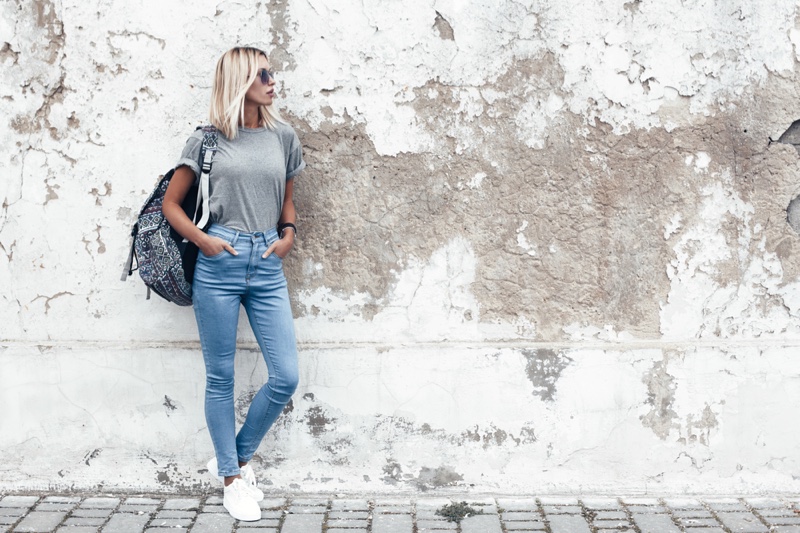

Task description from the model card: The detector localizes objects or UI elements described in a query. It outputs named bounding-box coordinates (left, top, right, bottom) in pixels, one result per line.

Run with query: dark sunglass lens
left=259, top=69, right=268, bottom=84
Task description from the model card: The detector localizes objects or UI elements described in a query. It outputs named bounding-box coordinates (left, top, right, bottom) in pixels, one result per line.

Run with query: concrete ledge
left=2, top=342, right=799, bottom=494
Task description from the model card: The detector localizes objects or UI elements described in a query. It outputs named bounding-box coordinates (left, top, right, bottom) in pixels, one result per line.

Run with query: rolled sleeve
left=286, top=131, right=305, bottom=180
left=175, top=134, right=203, bottom=181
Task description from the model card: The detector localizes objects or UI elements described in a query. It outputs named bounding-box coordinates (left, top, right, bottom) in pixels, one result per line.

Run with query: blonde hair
left=209, top=47, right=285, bottom=139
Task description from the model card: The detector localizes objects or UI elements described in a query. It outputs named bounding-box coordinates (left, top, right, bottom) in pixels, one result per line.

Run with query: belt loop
left=263, top=233, right=269, bottom=247
left=231, top=231, right=240, bottom=247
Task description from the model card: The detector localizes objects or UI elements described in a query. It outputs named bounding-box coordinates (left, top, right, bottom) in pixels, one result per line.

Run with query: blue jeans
left=192, top=223, right=299, bottom=478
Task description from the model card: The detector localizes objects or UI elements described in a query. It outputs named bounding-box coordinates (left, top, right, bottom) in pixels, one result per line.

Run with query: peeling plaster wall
left=3, top=0, right=800, bottom=494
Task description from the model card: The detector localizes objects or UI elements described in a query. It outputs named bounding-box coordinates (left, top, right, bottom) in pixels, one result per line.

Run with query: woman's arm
left=263, top=179, right=296, bottom=259
left=163, top=166, right=236, bottom=256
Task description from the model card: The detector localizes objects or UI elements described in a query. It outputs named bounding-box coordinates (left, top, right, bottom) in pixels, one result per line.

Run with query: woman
left=163, top=46, right=304, bottom=521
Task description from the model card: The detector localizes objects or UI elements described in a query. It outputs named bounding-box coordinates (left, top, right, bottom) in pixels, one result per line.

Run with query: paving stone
left=373, top=506, right=409, bottom=514
left=663, top=498, right=704, bottom=508
left=470, top=504, right=497, bottom=514
left=715, top=511, right=769, bottom=532
left=328, top=511, right=369, bottom=519
left=286, top=506, right=325, bottom=515
left=501, top=511, right=542, bottom=521
left=679, top=529, right=725, bottom=533
left=325, top=519, right=368, bottom=529
left=592, top=518, right=631, bottom=529
left=327, top=529, right=367, bottom=533
left=0, top=518, right=18, bottom=526
left=258, top=499, right=286, bottom=510
left=205, top=497, right=223, bottom=505
left=101, top=512, right=150, bottom=533
left=330, top=499, right=369, bottom=511
left=678, top=517, right=722, bottom=527
left=580, top=498, right=621, bottom=509
left=497, top=499, right=538, bottom=512
left=115, top=505, right=157, bottom=513
left=542, top=505, right=582, bottom=514
left=757, top=508, right=796, bottom=516
left=123, top=499, right=160, bottom=506
left=593, top=518, right=632, bottom=528
left=621, top=497, right=661, bottom=505
left=774, top=527, right=800, bottom=533
left=704, top=498, right=741, bottom=504
left=504, top=523, right=547, bottom=531
left=153, top=510, right=194, bottom=519
left=626, top=505, right=667, bottom=513
left=288, top=499, right=327, bottom=506
left=62, top=517, right=105, bottom=527
left=596, top=530, right=635, bottom=533
left=547, top=514, right=592, bottom=533
left=237, top=518, right=280, bottom=528
left=592, top=511, right=627, bottom=520
left=55, top=528, right=96, bottom=533
left=746, top=498, right=786, bottom=508
left=0, top=510, right=28, bottom=518
left=147, top=517, right=191, bottom=528
left=189, top=513, right=234, bottom=533
left=78, top=500, right=118, bottom=510
left=461, top=513, right=502, bottom=533
left=765, top=517, right=800, bottom=525
left=371, top=514, right=413, bottom=533
left=235, top=530, right=276, bottom=533
left=280, top=513, right=324, bottom=533
left=1, top=498, right=39, bottom=508
left=160, top=499, right=199, bottom=511
left=70, top=510, right=111, bottom=519
left=32, top=505, right=74, bottom=514
left=630, top=512, right=681, bottom=533
left=415, top=510, right=447, bottom=520
left=199, top=505, right=225, bottom=513
left=259, top=511, right=283, bottom=520
left=708, top=502, right=750, bottom=512
left=42, top=499, right=79, bottom=505
left=13, top=511, right=67, bottom=532
left=673, top=509, right=714, bottom=518
left=538, top=497, right=579, bottom=506
left=415, top=520, right=456, bottom=530
left=415, top=499, right=456, bottom=509
left=143, top=529, right=187, bottom=533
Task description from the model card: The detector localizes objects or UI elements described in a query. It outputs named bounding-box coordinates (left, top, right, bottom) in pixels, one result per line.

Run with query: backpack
left=121, top=125, right=218, bottom=305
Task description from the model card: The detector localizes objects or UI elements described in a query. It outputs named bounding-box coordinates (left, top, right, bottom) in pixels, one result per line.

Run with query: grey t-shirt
left=175, top=122, right=305, bottom=233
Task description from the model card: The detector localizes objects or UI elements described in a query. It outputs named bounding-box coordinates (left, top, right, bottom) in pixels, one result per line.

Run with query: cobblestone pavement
left=2, top=493, right=800, bottom=533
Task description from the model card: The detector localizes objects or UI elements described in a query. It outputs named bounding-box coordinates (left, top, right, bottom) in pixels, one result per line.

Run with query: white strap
left=194, top=146, right=214, bottom=229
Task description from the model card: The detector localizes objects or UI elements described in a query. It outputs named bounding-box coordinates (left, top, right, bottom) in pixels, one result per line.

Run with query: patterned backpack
left=121, top=126, right=218, bottom=305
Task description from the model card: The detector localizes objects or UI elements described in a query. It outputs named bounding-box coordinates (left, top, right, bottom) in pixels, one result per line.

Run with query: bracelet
left=279, top=222, right=297, bottom=238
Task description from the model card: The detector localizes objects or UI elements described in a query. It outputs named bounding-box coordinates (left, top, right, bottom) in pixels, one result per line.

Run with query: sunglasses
left=257, top=68, right=275, bottom=85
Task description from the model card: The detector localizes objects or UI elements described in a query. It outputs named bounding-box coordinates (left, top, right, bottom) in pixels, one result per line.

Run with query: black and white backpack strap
left=194, top=125, right=218, bottom=229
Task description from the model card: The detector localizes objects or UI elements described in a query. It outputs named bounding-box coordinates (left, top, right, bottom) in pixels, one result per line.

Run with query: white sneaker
left=207, top=457, right=264, bottom=502
left=240, top=463, right=265, bottom=502
left=223, top=478, right=261, bottom=521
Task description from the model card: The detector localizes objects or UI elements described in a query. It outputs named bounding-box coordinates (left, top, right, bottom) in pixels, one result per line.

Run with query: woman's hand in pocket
left=199, top=235, right=237, bottom=257
left=263, top=236, right=293, bottom=259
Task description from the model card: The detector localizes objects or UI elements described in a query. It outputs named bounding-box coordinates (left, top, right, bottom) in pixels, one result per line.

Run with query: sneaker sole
left=223, top=501, right=261, bottom=521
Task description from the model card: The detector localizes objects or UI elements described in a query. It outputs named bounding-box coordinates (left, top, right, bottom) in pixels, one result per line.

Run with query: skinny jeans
left=192, top=223, right=299, bottom=478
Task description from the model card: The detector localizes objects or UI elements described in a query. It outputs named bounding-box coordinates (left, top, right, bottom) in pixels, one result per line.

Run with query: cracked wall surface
left=2, top=0, right=800, bottom=493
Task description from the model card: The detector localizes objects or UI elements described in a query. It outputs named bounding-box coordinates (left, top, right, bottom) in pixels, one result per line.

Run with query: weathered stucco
left=2, top=0, right=800, bottom=494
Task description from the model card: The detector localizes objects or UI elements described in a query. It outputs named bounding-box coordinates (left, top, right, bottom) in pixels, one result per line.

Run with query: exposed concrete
left=2, top=0, right=800, bottom=494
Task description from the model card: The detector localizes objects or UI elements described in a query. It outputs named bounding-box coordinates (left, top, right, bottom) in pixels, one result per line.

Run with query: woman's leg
left=192, top=231, right=246, bottom=480
left=236, top=245, right=299, bottom=463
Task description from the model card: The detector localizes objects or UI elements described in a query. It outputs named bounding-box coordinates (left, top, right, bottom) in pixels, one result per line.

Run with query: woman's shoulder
left=271, top=120, right=301, bottom=144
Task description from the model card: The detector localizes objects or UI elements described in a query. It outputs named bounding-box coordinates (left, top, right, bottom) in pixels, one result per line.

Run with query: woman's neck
left=241, top=105, right=260, bottom=129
